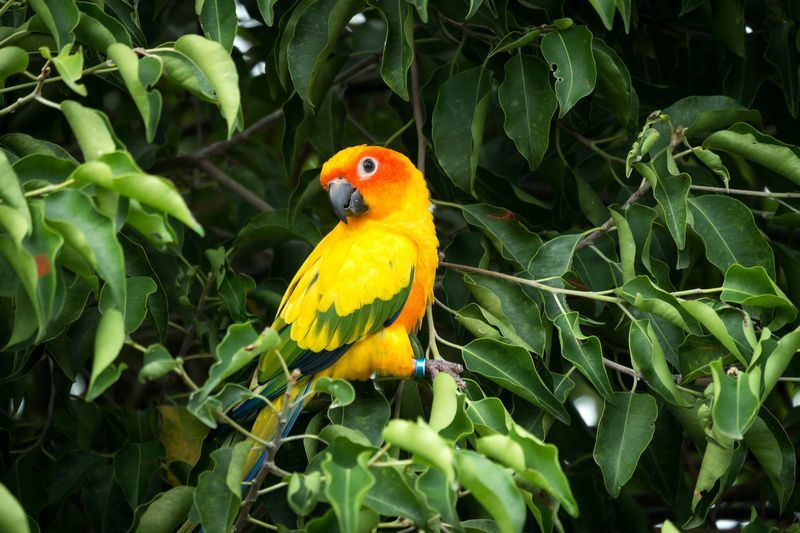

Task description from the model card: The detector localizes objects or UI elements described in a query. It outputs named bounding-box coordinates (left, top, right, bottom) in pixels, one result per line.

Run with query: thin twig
left=0, top=60, right=52, bottom=116
left=690, top=184, right=800, bottom=199
left=410, top=55, right=426, bottom=173
left=558, top=123, right=626, bottom=164
left=577, top=179, right=652, bottom=250
left=196, top=159, right=274, bottom=212
left=196, top=109, right=284, bottom=159
left=234, top=369, right=300, bottom=532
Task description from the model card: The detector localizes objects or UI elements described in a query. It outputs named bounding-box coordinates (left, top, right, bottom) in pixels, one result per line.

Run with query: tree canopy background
left=2, top=0, right=800, bottom=531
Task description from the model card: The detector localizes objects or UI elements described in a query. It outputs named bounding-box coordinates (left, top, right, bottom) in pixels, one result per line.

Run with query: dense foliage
left=2, top=0, right=800, bottom=531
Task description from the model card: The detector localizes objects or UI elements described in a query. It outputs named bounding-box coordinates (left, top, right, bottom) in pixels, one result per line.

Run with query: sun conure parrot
left=234, top=145, right=462, bottom=483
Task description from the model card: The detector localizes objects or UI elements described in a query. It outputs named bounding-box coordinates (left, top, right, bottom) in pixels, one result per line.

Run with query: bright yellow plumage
left=241, top=146, right=439, bottom=478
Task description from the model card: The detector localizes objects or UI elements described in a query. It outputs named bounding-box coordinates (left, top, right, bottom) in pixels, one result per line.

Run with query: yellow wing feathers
left=276, top=226, right=417, bottom=352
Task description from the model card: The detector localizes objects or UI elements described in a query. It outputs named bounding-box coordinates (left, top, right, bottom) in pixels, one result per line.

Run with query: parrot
left=230, top=145, right=463, bottom=484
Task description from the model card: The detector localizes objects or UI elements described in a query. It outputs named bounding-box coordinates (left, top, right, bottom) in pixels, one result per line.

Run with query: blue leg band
left=414, top=358, right=426, bottom=378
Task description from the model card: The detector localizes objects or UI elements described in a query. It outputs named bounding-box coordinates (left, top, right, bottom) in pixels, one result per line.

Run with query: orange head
left=320, top=145, right=428, bottom=222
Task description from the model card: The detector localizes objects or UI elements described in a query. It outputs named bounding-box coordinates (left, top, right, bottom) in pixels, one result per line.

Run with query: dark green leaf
left=372, top=0, right=414, bottom=100
left=199, top=0, right=237, bottom=52
left=194, top=442, right=249, bottom=533
left=540, top=26, right=596, bottom=117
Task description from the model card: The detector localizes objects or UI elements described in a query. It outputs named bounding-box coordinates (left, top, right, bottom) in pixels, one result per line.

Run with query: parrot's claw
left=426, top=359, right=466, bottom=389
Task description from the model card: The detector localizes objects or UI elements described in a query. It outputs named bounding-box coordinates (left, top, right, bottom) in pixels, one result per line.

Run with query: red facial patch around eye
left=35, top=254, right=50, bottom=277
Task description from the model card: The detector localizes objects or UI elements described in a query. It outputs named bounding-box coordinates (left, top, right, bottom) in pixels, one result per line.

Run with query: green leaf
left=364, top=466, right=427, bottom=525
left=540, top=25, right=596, bottom=117
left=476, top=425, right=578, bottom=517
left=464, top=273, right=546, bottom=354
left=382, top=419, right=455, bottom=479
left=429, top=372, right=459, bottom=432
left=528, top=233, right=581, bottom=278
left=463, top=338, right=569, bottom=423
left=315, top=376, right=356, bottom=408
left=467, top=397, right=513, bottom=436
left=609, top=207, right=635, bottom=283
left=87, top=308, right=125, bottom=400
left=680, top=299, right=745, bottom=364
left=29, top=0, right=79, bottom=50
left=74, top=12, right=118, bottom=52
left=498, top=54, right=557, bottom=170
left=0, top=47, right=29, bottom=87
left=743, top=409, right=795, bottom=511
left=256, top=0, right=279, bottom=25
left=0, top=483, right=30, bottom=533
left=194, top=442, right=249, bottom=533
left=406, top=0, right=427, bottom=21
left=593, top=391, right=658, bottom=497
left=688, top=195, right=775, bottom=277
left=70, top=156, right=204, bottom=236
left=551, top=311, right=615, bottom=402
left=703, top=122, right=800, bottom=186
left=461, top=204, right=542, bottom=269
left=44, top=189, right=126, bottom=311
left=651, top=171, right=691, bottom=250
left=454, top=450, right=526, bottom=533
left=721, top=265, right=797, bottom=328
left=132, top=486, right=194, bottom=533
left=662, top=96, right=760, bottom=138
left=0, top=151, right=31, bottom=232
left=372, top=0, right=414, bottom=100
left=40, top=45, right=86, bottom=96
left=765, top=22, right=799, bottom=118
left=592, top=40, right=637, bottom=131
left=432, top=68, right=492, bottom=193
left=61, top=101, right=118, bottom=161
left=321, top=446, right=375, bottom=533
left=489, top=30, right=541, bottom=57
left=588, top=0, right=615, bottom=30
left=113, top=440, right=162, bottom=508
left=618, top=276, right=701, bottom=334
left=191, top=323, right=277, bottom=401
left=629, top=319, right=690, bottom=406
left=287, top=0, right=363, bottom=106
left=415, top=468, right=458, bottom=526
left=138, top=344, right=182, bottom=382
left=750, top=326, right=800, bottom=401
left=99, top=276, right=157, bottom=333
left=199, top=0, right=237, bottom=52
left=710, top=359, right=759, bottom=440
left=690, top=436, right=745, bottom=515
left=107, top=44, right=163, bottom=142
left=287, top=471, right=322, bottom=516
left=173, top=35, right=240, bottom=138
left=692, top=148, right=730, bottom=188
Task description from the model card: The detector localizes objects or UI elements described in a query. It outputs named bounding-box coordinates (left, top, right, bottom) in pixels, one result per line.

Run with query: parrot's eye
left=358, top=157, right=378, bottom=178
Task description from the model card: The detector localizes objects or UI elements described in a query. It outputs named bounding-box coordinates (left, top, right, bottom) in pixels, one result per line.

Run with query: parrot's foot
left=426, top=359, right=466, bottom=389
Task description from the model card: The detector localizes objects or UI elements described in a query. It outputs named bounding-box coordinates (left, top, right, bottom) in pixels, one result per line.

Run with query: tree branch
left=197, top=109, right=284, bottom=159
left=577, top=179, right=651, bottom=250
left=0, top=60, right=51, bottom=116
left=195, top=159, right=274, bottom=212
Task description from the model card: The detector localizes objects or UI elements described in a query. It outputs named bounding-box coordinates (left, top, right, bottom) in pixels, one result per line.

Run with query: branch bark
left=196, top=159, right=274, bottom=213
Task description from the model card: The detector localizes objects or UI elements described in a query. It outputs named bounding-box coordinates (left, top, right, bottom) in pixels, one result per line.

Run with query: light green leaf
left=44, top=189, right=126, bottom=311
left=455, top=450, right=526, bottom=533
left=721, top=265, right=797, bottom=328
left=107, top=43, right=163, bottom=142
left=200, top=0, right=237, bottom=52
left=195, top=442, right=250, bottom=533
left=0, top=151, right=31, bottom=232
left=593, top=391, right=658, bottom=497
left=688, top=195, right=775, bottom=277
left=588, top=0, right=615, bottom=30
left=703, top=122, right=800, bottom=186
left=87, top=308, right=125, bottom=400
left=364, top=466, right=427, bottom=525
left=710, top=359, right=760, bottom=440
left=429, top=372, right=459, bottom=432
left=679, top=299, right=745, bottom=364
left=609, top=206, right=635, bottom=282
left=61, top=100, right=118, bottom=160
left=540, top=25, right=596, bottom=117
left=692, top=148, right=730, bottom=188
left=372, top=0, right=414, bottom=100
left=432, top=68, right=492, bottom=193
left=619, top=276, right=701, bottom=334
left=405, top=0, right=427, bottom=21
left=40, top=45, right=86, bottom=96
left=174, top=35, right=241, bottom=138
left=629, top=319, right=690, bottom=406
left=29, top=0, right=79, bottom=50
left=463, top=338, right=569, bottom=423
left=322, top=447, right=375, bottom=533
left=287, top=0, right=363, bottom=106
left=287, top=471, right=322, bottom=517
left=132, top=486, right=194, bottom=533
left=315, top=376, right=356, bottom=408
left=0, top=483, right=30, bottom=533
left=498, top=54, right=557, bottom=170
left=138, top=344, right=182, bottom=382
left=382, top=419, right=455, bottom=479
left=0, top=47, right=29, bottom=87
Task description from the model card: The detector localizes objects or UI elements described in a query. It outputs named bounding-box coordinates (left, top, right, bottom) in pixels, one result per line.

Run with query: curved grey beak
left=327, top=178, right=368, bottom=224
